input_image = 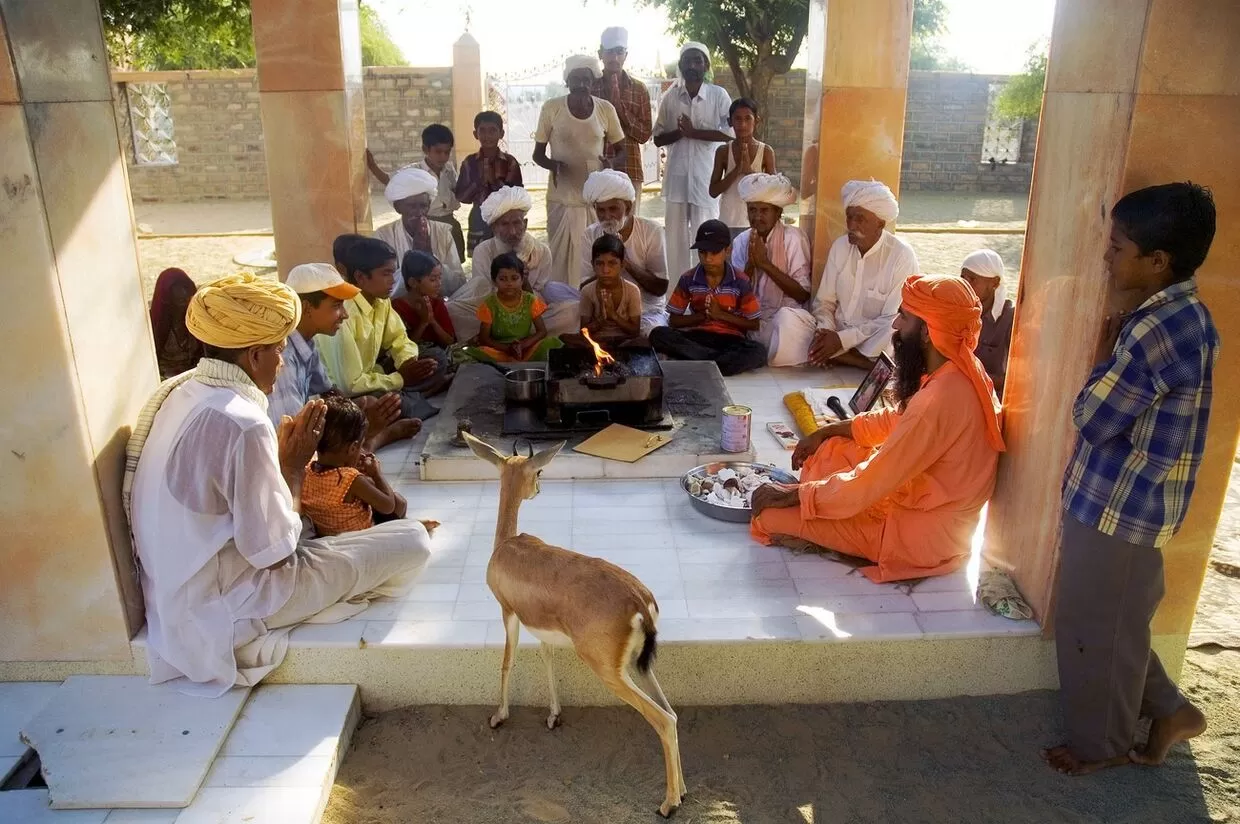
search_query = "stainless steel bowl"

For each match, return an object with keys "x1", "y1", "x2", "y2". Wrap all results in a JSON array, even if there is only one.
[
  {"x1": 504, "y1": 368, "x2": 546, "y2": 405},
  {"x1": 680, "y1": 462, "x2": 798, "y2": 523}
]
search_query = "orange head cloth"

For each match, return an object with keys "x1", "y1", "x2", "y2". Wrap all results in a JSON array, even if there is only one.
[{"x1": 900, "y1": 274, "x2": 1005, "y2": 452}]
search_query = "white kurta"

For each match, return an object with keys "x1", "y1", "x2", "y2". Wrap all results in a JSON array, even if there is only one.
[
  {"x1": 449, "y1": 235, "x2": 580, "y2": 341},
  {"x1": 768, "y1": 230, "x2": 919, "y2": 366},
  {"x1": 130, "y1": 381, "x2": 429, "y2": 696},
  {"x1": 374, "y1": 218, "x2": 466, "y2": 299},
  {"x1": 731, "y1": 224, "x2": 812, "y2": 347},
  {"x1": 579, "y1": 216, "x2": 669, "y2": 333}
]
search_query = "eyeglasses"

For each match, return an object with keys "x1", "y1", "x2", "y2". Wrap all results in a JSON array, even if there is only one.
[{"x1": 601, "y1": 47, "x2": 627, "y2": 57}]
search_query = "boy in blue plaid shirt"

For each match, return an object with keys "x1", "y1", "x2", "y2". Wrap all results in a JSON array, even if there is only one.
[{"x1": 1045, "y1": 183, "x2": 1219, "y2": 776}]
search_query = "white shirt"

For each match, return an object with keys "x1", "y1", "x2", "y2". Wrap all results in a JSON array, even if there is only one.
[
  {"x1": 579, "y1": 216, "x2": 669, "y2": 317},
  {"x1": 731, "y1": 224, "x2": 812, "y2": 321},
  {"x1": 813, "y1": 231, "x2": 920, "y2": 353},
  {"x1": 535, "y1": 96, "x2": 625, "y2": 207},
  {"x1": 655, "y1": 82, "x2": 733, "y2": 206},
  {"x1": 414, "y1": 159, "x2": 461, "y2": 218},
  {"x1": 374, "y1": 218, "x2": 466, "y2": 299},
  {"x1": 131, "y1": 381, "x2": 302, "y2": 697},
  {"x1": 471, "y1": 234, "x2": 556, "y2": 294}
]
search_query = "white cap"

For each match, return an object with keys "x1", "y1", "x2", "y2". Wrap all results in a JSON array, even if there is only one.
[
  {"x1": 601, "y1": 27, "x2": 628, "y2": 50},
  {"x1": 285, "y1": 262, "x2": 360, "y2": 300}
]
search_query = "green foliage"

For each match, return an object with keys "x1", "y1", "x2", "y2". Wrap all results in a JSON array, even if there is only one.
[
  {"x1": 912, "y1": 0, "x2": 948, "y2": 40},
  {"x1": 995, "y1": 45, "x2": 1048, "y2": 120},
  {"x1": 909, "y1": 0, "x2": 972, "y2": 71},
  {"x1": 102, "y1": 0, "x2": 405, "y2": 70}
]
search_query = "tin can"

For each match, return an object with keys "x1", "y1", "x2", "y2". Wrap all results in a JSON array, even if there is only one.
[{"x1": 721, "y1": 405, "x2": 752, "y2": 453}]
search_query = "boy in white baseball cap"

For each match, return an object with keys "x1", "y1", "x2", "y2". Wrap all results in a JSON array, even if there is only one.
[{"x1": 270, "y1": 263, "x2": 418, "y2": 450}]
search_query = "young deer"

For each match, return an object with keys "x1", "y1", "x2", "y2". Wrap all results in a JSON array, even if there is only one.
[{"x1": 462, "y1": 432, "x2": 686, "y2": 818}]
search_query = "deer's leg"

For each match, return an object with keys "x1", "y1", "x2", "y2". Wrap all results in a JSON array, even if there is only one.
[
  {"x1": 584, "y1": 654, "x2": 682, "y2": 818},
  {"x1": 540, "y1": 641, "x2": 562, "y2": 730},
  {"x1": 640, "y1": 667, "x2": 685, "y2": 800},
  {"x1": 490, "y1": 610, "x2": 519, "y2": 729}
]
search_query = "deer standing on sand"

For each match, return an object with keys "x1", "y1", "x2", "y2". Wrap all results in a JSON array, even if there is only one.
[{"x1": 462, "y1": 432, "x2": 687, "y2": 818}]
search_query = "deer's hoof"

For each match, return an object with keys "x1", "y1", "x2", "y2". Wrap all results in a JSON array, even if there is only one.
[
  {"x1": 658, "y1": 802, "x2": 679, "y2": 819},
  {"x1": 546, "y1": 713, "x2": 561, "y2": 730},
  {"x1": 488, "y1": 713, "x2": 507, "y2": 729}
]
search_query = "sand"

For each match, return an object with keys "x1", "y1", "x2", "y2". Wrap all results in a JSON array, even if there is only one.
[{"x1": 323, "y1": 647, "x2": 1239, "y2": 824}]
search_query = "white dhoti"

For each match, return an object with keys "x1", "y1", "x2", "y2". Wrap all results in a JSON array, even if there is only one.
[
  {"x1": 547, "y1": 203, "x2": 591, "y2": 289},
  {"x1": 767, "y1": 307, "x2": 892, "y2": 367},
  {"x1": 664, "y1": 201, "x2": 718, "y2": 279},
  {"x1": 640, "y1": 309, "x2": 668, "y2": 336}
]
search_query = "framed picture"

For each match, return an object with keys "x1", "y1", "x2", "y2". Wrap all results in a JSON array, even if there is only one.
[{"x1": 849, "y1": 352, "x2": 895, "y2": 415}]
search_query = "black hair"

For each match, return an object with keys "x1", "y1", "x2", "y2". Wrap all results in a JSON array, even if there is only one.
[
  {"x1": 301, "y1": 290, "x2": 331, "y2": 307},
  {"x1": 729, "y1": 97, "x2": 759, "y2": 120},
  {"x1": 591, "y1": 233, "x2": 626, "y2": 262},
  {"x1": 401, "y1": 250, "x2": 440, "y2": 284},
  {"x1": 474, "y1": 111, "x2": 504, "y2": 131},
  {"x1": 1111, "y1": 182, "x2": 1216, "y2": 282},
  {"x1": 332, "y1": 233, "x2": 367, "y2": 266},
  {"x1": 491, "y1": 251, "x2": 526, "y2": 281},
  {"x1": 318, "y1": 393, "x2": 367, "y2": 454},
  {"x1": 422, "y1": 123, "x2": 454, "y2": 148},
  {"x1": 201, "y1": 343, "x2": 248, "y2": 363},
  {"x1": 340, "y1": 237, "x2": 397, "y2": 283}
]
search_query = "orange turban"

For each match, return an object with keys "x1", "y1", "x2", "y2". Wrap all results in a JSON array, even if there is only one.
[{"x1": 900, "y1": 274, "x2": 1005, "y2": 452}]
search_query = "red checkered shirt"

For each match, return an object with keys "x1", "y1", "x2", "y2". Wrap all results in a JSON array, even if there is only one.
[{"x1": 592, "y1": 71, "x2": 652, "y2": 188}]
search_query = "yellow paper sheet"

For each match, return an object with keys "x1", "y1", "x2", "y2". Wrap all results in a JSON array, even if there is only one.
[{"x1": 573, "y1": 424, "x2": 672, "y2": 463}]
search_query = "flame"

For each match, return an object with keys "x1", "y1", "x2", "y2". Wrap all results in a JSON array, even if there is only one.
[{"x1": 580, "y1": 328, "x2": 616, "y2": 377}]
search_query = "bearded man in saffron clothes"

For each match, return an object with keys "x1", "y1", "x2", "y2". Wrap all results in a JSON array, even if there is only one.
[{"x1": 750, "y1": 274, "x2": 1006, "y2": 583}]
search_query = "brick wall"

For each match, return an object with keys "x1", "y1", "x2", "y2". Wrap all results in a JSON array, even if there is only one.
[
  {"x1": 360, "y1": 67, "x2": 455, "y2": 188},
  {"x1": 900, "y1": 71, "x2": 1038, "y2": 193},
  {"x1": 714, "y1": 71, "x2": 806, "y2": 191}
]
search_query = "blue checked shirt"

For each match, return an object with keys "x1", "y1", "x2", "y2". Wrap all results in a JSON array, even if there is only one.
[
  {"x1": 267, "y1": 330, "x2": 333, "y2": 428},
  {"x1": 1062, "y1": 280, "x2": 1219, "y2": 547}
]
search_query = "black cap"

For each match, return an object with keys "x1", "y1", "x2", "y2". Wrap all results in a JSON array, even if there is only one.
[{"x1": 690, "y1": 219, "x2": 732, "y2": 252}]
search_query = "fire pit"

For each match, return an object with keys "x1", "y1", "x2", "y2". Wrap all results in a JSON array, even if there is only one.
[{"x1": 544, "y1": 342, "x2": 665, "y2": 427}]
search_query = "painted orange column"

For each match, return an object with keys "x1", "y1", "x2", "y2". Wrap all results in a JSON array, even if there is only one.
[
  {"x1": 0, "y1": 1, "x2": 158, "y2": 671},
  {"x1": 986, "y1": 0, "x2": 1240, "y2": 676},
  {"x1": 800, "y1": 0, "x2": 913, "y2": 286},
  {"x1": 251, "y1": 0, "x2": 371, "y2": 278}
]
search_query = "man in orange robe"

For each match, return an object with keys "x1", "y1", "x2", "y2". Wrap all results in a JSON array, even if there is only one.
[{"x1": 750, "y1": 274, "x2": 1006, "y2": 582}]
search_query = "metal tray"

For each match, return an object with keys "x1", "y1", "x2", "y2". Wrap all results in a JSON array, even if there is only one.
[{"x1": 680, "y1": 462, "x2": 798, "y2": 523}]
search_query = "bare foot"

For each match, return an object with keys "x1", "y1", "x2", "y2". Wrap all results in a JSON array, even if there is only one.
[
  {"x1": 419, "y1": 519, "x2": 441, "y2": 536},
  {"x1": 1130, "y1": 703, "x2": 1207, "y2": 765},
  {"x1": 1041, "y1": 744, "x2": 1131, "y2": 776},
  {"x1": 365, "y1": 418, "x2": 422, "y2": 451}
]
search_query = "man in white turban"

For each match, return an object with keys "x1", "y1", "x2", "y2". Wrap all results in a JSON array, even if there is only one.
[
  {"x1": 960, "y1": 248, "x2": 1014, "y2": 394},
  {"x1": 374, "y1": 166, "x2": 466, "y2": 299},
  {"x1": 769, "y1": 178, "x2": 919, "y2": 370},
  {"x1": 730, "y1": 173, "x2": 811, "y2": 351},
  {"x1": 126, "y1": 272, "x2": 431, "y2": 697},
  {"x1": 448, "y1": 186, "x2": 580, "y2": 340},
  {"x1": 534, "y1": 56, "x2": 625, "y2": 290},
  {"x1": 579, "y1": 169, "x2": 670, "y2": 333},
  {"x1": 654, "y1": 42, "x2": 734, "y2": 280},
  {"x1": 594, "y1": 26, "x2": 653, "y2": 210}
]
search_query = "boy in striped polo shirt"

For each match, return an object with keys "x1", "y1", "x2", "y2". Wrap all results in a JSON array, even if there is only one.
[
  {"x1": 1045, "y1": 182, "x2": 1219, "y2": 776},
  {"x1": 649, "y1": 219, "x2": 768, "y2": 375}
]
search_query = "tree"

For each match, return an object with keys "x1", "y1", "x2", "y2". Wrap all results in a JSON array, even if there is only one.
[
  {"x1": 102, "y1": 0, "x2": 407, "y2": 70},
  {"x1": 995, "y1": 44, "x2": 1047, "y2": 120},
  {"x1": 910, "y1": 0, "x2": 972, "y2": 71}
]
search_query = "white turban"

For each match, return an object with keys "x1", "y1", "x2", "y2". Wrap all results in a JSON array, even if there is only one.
[
  {"x1": 841, "y1": 179, "x2": 899, "y2": 223},
  {"x1": 480, "y1": 186, "x2": 533, "y2": 225},
  {"x1": 564, "y1": 55, "x2": 602, "y2": 83},
  {"x1": 738, "y1": 173, "x2": 797, "y2": 208},
  {"x1": 601, "y1": 27, "x2": 628, "y2": 49},
  {"x1": 582, "y1": 169, "x2": 636, "y2": 204},
  {"x1": 961, "y1": 249, "x2": 1005, "y2": 280},
  {"x1": 680, "y1": 41, "x2": 711, "y2": 62},
  {"x1": 384, "y1": 166, "x2": 437, "y2": 205}
]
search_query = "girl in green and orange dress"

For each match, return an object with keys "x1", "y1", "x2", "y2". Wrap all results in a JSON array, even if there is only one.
[{"x1": 463, "y1": 252, "x2": 563, "y2": 363}]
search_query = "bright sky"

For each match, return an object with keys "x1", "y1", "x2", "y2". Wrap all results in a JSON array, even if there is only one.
[{"x1": 367, "y1": 0, "x2": 1056, "y2": 77}]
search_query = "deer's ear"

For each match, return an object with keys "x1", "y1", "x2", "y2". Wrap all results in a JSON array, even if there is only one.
[
  {"x1": 463, "y1": 431, "x2": 508, "y2": 468},
  {"x1": 528, "y1": 440, "x2": 566, "y2": 472}
]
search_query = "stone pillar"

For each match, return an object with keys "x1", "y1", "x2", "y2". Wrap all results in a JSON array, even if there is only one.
[
  {"x1": 799, "y1": 0, "x2": 913, "y2": 287},
  {"x1": 251, "y1": 0, "x2": 371, "y2": 278},
  {"x1": 452, "y1": 33, "x2": 484, "y2": 160},
  {"x1": 986, "y1": 0, "x2": 1240, "y2": 676},
  {"x1": 0, "y1": 0, "x2": 158, "y2": 670}
]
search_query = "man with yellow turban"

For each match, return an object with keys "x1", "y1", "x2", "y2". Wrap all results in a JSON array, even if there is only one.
[
  {"x1": 750, "y1": 275, "x2": 1005, "y2": 583},
  {"x1": 375, "y1": 166, "x2": 466, "y2": 299},
  {"x1": 125, "y1": 274, "x2": 431, "y2": 696}
]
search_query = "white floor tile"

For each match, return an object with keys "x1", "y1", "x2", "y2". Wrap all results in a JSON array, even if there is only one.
[
  {"x1": 453, "y1": 601, "x2": 505, "y2": 621},
  {"x1": 572, "y1": 506, "x2": 666, "y2": 524},
  {"x1": 785, "y1": 559, "x2": 863, "y2": 580},
  {"x1": 795, "y1": 577, "x2": 905, "y2": 598},
  {"x1": 795, "y1": 611, "x2": 924, "y2": 641},
  {"x1": 683, "y1": 580, "x2": 799, "y2": 599},
  {"x1": 220, "y1": 685, "x2": 356, "y2": 759},
  {"x1": 915, "y1": 609, "x2": 1040, "y2": 639},
  {"x1": 356, "y1": 600, "x2": 457, "y2": 622},
  {"x1": 287, "y1": 621, "x2": 365, "y2": 648},
  {"x1": 104, "y1": 811, "x2": 180, "y2": 823},
  {"x1": 657, "y1": 617, "x2": 800, "y2": 642},
  {"x1": 570, "y1": 533, "x2": 677, "y2": 552},
  {"x1": 679, "y1": 561, "x2": 790, "y2": 582},
  {"x1": 911, "y1": 591, "x2": 980, "y2": 612},
  {"x1": 363, "y1": 621, "x2": 489, "y2": 648},
  {"x1": 398, "y1": 583, "x2": 461, "y2": 603},
  {"x1": 457, "y1": 584, "x2": 498, "y2": 602},
  {"x1": 173, "y1": 787, "x2": 321, "y2": 824},
  {"x1": 908, "y1": 570, "x2": 974, "y2": 593},
  {"x1": 204, "y1": 755, "x2": 334, "y2": 788},
  {"x1": 686, "y1": 597, "x2": 803, "y2": 619},
  {"x1": 677, "y1": 545, "x2": 777, "y2": 564},
  {"x1": 0, "y1": 790, "x2": 107, "y2": 823},
  {"x1": 0, "y1": 681, "x2": 60, "y2": 757},
  {"x1": 586, "y1": 548, "x2": 674, "y2": 568},
  {"x1": 794, "y1": 594, "x2": 918, "y2": 614},
  {"x1": 415, "y1": 566, "x2": 467, "y2": 584}
]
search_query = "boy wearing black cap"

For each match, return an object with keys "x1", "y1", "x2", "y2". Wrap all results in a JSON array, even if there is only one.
[{"x1": 649, "y1": 219, "x2": 767, "y2": 375}]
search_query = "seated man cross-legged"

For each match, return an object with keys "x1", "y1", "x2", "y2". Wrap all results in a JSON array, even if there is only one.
[
  {"x1": 751, "y1": 274, "x2": 1006, "y2": 583},
  {"x1": 125, "y1": 273, "x2": 431, "y2": 696},
  {"x1": 649, "y1": 219, "x2": 768, "y2": 376},
  {"x1": 769, "y1": 179, "x2": 919, "y2": 370}
]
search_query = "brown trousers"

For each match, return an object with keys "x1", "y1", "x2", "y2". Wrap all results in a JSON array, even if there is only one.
[{"x1": 1055, "y1": 513, "x2": 1185, "y2": 761}]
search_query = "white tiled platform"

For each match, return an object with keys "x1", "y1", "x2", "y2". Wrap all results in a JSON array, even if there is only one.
[{"x1": 0, "y1": 683, "x2": 358, "y2": 824}]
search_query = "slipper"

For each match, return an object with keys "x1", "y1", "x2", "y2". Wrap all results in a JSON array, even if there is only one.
[{"x1": 977, "y1": 569, "x2": 1033, "y2": 620}]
